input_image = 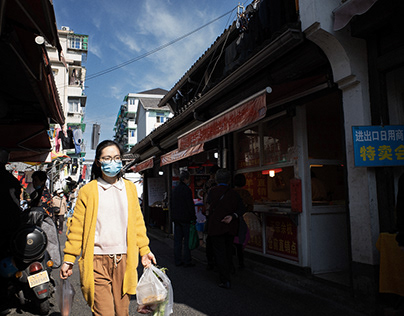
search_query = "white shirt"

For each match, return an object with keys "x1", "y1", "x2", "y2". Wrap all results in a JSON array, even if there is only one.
[{"x1": 94, "y1": 177, "x2": 128, "y2": 255}]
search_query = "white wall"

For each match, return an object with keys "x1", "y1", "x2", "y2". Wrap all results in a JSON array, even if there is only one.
[{"x1": 300, "y1": 0, "x2": 380, "y2": 265}]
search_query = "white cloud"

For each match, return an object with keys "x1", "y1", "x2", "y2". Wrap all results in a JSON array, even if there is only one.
[
  {"x1": 109, "y1": 85, "x2": 125, "y2": 101},
  {"x1": 116, "y1": 33, "x2": 142, "y2": 53},
  {"x1": 91, "y1": 15, "x2": 101, "y2": 30},
  {"x1": 129, "y1": 0, "x2": 227, "y2": 90},
  {"x1": 89, "y1": 43, "x2": 102, "y2": 59}
]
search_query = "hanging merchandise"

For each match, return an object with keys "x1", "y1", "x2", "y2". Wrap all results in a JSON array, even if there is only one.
[
  {"x1": 71, "y1": 158, "x2": 78, "y2": 175},
  {"x1": 54, "y1": 127, "x2": 62, "y2": 152},
  {"x1": 73, "y1": 128, "x2": 83, "y2": 154},
  {"x1": 59, "y1": 129, "x2": 75, "y2": 150}
]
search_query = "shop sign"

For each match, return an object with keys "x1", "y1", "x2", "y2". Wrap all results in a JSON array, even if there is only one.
[
  {"x1": 352, "y1": 125, "x2": 404, "y2": 167},
  {"x1": 266, "y1": 215, "x2": 298, "y2": 262},
  {"x1": 160, "y1": 143, "x2": 204, "y2": 166},
  {"x1": 130, "y1": 157, "x2": 154, "y2": 173},
  {"x1": 244, "y1": 212, "x2": 263, "y2": 251},
  {"x1": 245, "y1": 172, "x2": 268, "y2": 201},
  {"x1": 290, "y1": 178, "x2": 302, "y2": 213},
  {"x1": 178, "y1": 90, "x2": 267, "y2": 151}
]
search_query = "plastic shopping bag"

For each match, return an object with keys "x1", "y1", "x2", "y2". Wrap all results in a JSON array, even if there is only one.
[
  {"x1": 136, "y1": 265, "x2": 168, "y2": 314},
  {"x1": 189, "y1": 223, "x2": 199, "y2": 250},
  {"x1": 55, "y1": 279, "x2": 76, "y2": 316},
  {"x1": 151, "y1": 266, "x2": 173, "y2": 316}
]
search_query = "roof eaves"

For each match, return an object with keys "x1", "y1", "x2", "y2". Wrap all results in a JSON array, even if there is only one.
[{"x1": 157, "y1": 21, "x2": 237, "y2": 107}]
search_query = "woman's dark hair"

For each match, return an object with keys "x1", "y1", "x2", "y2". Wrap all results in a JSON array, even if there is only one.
[
  {"x1": 91, "y1": 140, "x2": 123, "y2": 180},
  {"x1": 179, "y1": 170, "x2": 190, "y2": 182},
  {"x1": 32, "y1": 170, "x2": 48, "y2": 182},
  {"x1": 234, "y1": 173, "x2": 246, "y2": 187},
  {"x1": 215, "y1": 169, "x2": 230, "y2": 184}
]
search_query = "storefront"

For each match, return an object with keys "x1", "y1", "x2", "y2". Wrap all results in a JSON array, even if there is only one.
[
  {"x1": 231, "y1": 89, "x2": 350, "y2": 276},
  {"x1": 128, "y1": 1, "x2": 404, "y2": 307}
]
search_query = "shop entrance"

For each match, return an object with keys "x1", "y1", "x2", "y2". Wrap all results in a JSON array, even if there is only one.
[{"x1": 305, "y1": 90, "x2": 350, "y2": 284}]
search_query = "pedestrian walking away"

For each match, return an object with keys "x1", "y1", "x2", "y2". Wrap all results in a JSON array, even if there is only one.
[
  {"x1": 201, "y1": 165, "x2": 220, "y2": 270},
  {"x1": 60, "y1": 140, "x2": 156, "y2": 316},
  {"x1": 52, "y1": 189, "x2": 67, "y2": 234},
  {"x1": 206, "y1": 169, "x2": 244, "y2": 289},
  {"x1": 233, "y1": 173, "x2": 254, "y2": 269},
  {"x1": 171, "y1": 170, "x2": 197, "y2": 267}
]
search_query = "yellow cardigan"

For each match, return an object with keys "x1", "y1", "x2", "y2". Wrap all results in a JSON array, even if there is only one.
[{"x1": 63, "y1": 179, "x2": 151, "y2": 310}]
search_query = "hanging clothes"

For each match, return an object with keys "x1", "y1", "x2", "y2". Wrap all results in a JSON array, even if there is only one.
[
  {"x1": 58, "y1": 129, "x2": 75, "y2": 150},
  {"x1": 54, "y1": 127, "x2": 62, "y2": 152},
  {"x1": 73, "y1": 128, "x2": 83, "y2": 154}
]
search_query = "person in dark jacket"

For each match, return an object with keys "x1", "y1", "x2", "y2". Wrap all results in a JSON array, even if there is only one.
[
  {"x1": 30, "y1": 170, "x2": 52, "y2": 217},
  {"x1": 0, "y1": 150, "x2": 21, "y2": 254},
  {"x1": 171, "y1": 170, "x2": 196, "y2": 267},
  {"x1": 206, "y1": 169, "x2": 243, "y2": 289}
]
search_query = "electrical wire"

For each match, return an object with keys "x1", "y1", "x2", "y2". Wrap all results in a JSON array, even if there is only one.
[{"x1": 85, "y1": 7, "x2": 237, "y2": 81}]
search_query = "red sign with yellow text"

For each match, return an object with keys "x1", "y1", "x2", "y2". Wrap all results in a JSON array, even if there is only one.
[{"x1": 266, "y1": 215, "x2": 298, "y2": 261}]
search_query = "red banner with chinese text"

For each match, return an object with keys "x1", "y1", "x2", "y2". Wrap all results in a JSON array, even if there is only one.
[
  {"x1": 178, "y1": 92, "x2": 267, "y2": 151},
  {"x1": 160, "y1": 143, "x2": 204, "y2": 166},
  {"x1": 130, "y1": 157, "x2": 154, "y2": 173},
  {"x1": 266, "y1": 215, "x2": 299, "y2": 261}
]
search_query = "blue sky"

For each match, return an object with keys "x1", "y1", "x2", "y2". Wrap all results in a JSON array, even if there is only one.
[{"x1": 53, "y1": 0, "x2": 244, "y2": 159}]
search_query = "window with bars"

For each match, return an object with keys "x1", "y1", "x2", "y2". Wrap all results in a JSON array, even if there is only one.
[{"x1": 68, "y1": 35, "x2": 88, "y2": 51}]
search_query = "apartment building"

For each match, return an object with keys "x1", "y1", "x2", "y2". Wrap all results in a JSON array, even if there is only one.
[
  {"x1": 114, "y1": 88, "x2": 171, "y2": 152},
  {"x1": 47, "y1": 26, "x2": 88, "y2": 185}
]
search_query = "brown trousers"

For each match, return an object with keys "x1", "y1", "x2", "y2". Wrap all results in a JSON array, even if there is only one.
[{"x1": 93, "y1": 254, "x2": 130, "y2": 316}]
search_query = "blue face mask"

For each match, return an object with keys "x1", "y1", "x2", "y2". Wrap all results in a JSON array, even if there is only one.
[{"x1": 101, "y1": 160, "x2": 122, "y2": 177}]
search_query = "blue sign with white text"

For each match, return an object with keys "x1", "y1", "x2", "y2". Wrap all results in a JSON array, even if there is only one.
[{"x1": 352, "y1": 125, "x2": 404, "y2": 167}]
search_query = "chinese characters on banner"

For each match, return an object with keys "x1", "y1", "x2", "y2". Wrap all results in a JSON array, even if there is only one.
[
  {"x1": 244, "y1": 172, "x2": 268, "y2": 201},
  {"x1": 352, "y1": 125, "x2": 404, "y2": 167},
  {"x1": 266, "y1": 215, "x2": 299, "y2": 261}
]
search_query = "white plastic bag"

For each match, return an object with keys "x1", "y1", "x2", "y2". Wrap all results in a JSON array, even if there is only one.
[
  {"x1": 151, "y1": 267, "x2": 173, "y2": 316},
  {"x1": 55, "y1": 279, "x2": 76, "y2": 316},
  {"x1": 136, "y1": 265, "x2": 168, "y2": 313}
]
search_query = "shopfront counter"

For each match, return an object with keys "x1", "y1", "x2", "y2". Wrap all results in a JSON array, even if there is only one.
[{"x1": 245, "y1": 204, "x2": 299, "y2": 262}]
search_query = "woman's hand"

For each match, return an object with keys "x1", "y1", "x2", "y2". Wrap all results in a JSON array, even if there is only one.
[
  {"x1": 221, "y1": 215, "x2": 233, "y2": 224},
  {"x1": 60, "y1": 262, "x2": 73, "y2": 279},
  {"x1": 141, "y1": 252, "x2": 156, "y2": 268}
]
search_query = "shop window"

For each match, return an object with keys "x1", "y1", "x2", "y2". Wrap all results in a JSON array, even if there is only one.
[
  {"x1": 236, "y1": 126, "x2": 260, "y2": 169},
  {"x1": 244, "y1": 166, "x2": 295, "y2": 204},
  {"x1": 306, "y1": 92, "x2": 344, "y2": 160},
  {"x1": 262, "y1": 116, "x2": 294, "y2": 165},
  {"x1": 310, "y1": 164, "x2": 346, "y2": 205}
]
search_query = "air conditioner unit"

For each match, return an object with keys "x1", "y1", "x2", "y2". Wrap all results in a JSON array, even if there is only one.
[{"x1": 61, "y1": 26, "x2": 70, "y2": 31}]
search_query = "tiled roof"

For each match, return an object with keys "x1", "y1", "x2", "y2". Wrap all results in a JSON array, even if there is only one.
[
  {"x1": 139, "y1": 88, "x2": 168, "y2": 95},
  {"x1": 139, "y1": 98, "x2": 171, "y2": 111}
]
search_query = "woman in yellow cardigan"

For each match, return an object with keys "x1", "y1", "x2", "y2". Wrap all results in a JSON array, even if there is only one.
[{"x1": 60, "y1": 140, "x2": 156, "y2": 316}]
